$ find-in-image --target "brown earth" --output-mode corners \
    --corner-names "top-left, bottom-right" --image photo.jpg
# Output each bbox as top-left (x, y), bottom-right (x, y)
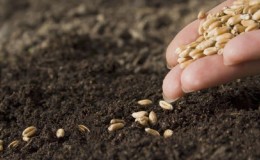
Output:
top-left (0, 0), bottom-right (260, 159)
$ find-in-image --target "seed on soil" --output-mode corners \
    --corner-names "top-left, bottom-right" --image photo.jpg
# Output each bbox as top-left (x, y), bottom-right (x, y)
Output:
top-left (110, 119), bottom-right (125, 124)
top-left (22, 136), bottom-right (30, 142)
top-left (159, 100), bottom-right (173, 110)
top-left (145, 128), bottom-right (160, 136)
top-left (108, 123), bottom-right (125, 132)
top-left (0, 140), bottom-right (3, 145)
top-left (56, 128), bottom-right (65, 138)
top-left (137, 99), bottom-right (153, 105)
top-left (163, 129), bottom-right (173, 138)
top-left (0, 140), bottom-right (3, 152)
top-left (78, 124), bottom-right (91, 133)
top-left (132, 111), bottom-right (148, 119)
top-left (8, 140), bottom-right (19, 149)
top-left (135, 116), bottom-right (149, 126)
top-left (148, 111), bottom-right (157, 126)
top-left (22, 126), bottom-right (37, 137)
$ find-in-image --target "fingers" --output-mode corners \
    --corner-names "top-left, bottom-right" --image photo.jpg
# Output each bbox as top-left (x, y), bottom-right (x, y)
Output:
top-left (181, 55), bottom-right (260, 93)
top-left (166, 0), bottom-right (235, 68)
top-left (224, 30), bottom-right (260, 65)
top-left (162, 66), bottom-right (184, 102)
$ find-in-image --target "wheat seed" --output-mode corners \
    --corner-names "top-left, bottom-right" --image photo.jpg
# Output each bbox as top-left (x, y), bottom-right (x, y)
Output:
top-left (137, 99), bottom-right (153, 105)
top-left (198, 10), bottom-right (207, 19)
top-left (145, 128), bottom-right (160, 136)
top-left (180, 59), bottom-right (194, 69)
top-left (22, 126), bottom-right (37, 137)
top-left (56, 128), bottom-right (65, 138)
top-left (203, 47), bottom-right (218, 56)
top-left (22, 136), bottom-right (30, 142)
top-left (132, 111), bottom-right (148, 119)
top-left (163, 129), bottom-right (173, 138)
top-left (245, 22), bottom-right (259, 31)
top-left (0, 140), bottom-right (3, 152)
top-left (78, 124), bottom-right (91, 132)
top-left (135, 116), bottom-right (149, 126)
top-left (148, 111), bottom-right (157, 126)
top-left (110, 119), bottom-right (125, 124)
top-left (8, 140), bottom-right (19, 149)
top-left (108, 123), bottom-right (125, 132)
top-left (159, 100), bottom-right (173, 110)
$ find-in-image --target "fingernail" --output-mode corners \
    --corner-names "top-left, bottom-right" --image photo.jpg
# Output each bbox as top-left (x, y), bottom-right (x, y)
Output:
top-left (182, 88), bottom-right (195, 93)
top-left (162, 93), bottom-right (180, 103)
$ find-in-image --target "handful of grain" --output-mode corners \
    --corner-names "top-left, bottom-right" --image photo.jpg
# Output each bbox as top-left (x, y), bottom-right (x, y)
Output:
top-left (176, 0), bottom-right (260, 68)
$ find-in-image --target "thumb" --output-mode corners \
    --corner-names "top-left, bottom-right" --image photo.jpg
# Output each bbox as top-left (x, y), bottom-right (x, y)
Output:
top-left (223, 30), bottom-right (260, 65)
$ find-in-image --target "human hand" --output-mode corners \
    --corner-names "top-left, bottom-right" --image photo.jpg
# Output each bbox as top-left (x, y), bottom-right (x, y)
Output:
top-left (163, 0), bottom-right (260, 102)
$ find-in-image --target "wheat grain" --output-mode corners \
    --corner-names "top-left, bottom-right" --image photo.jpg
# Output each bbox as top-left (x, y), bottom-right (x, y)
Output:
top-left (137, 99), bottom-right (153, 105)
top-left (22, 126), bottom-right (37, 138)
top-left (145, 128), bottom-right (160, 136)
top-left (56, 128), bottom-right (65, 138)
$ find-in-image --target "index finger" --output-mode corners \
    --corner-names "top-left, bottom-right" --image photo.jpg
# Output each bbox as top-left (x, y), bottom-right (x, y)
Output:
top-left (166, 0), bottom-right (235, 68)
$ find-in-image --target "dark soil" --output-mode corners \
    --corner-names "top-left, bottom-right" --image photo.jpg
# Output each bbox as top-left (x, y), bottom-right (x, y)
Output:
top-left (0, 0), bottom-right (260, 159)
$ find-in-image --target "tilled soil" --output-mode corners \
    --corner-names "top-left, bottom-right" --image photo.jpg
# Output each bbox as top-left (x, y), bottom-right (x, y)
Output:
top-left (0, 0), bottom-right (260, 159)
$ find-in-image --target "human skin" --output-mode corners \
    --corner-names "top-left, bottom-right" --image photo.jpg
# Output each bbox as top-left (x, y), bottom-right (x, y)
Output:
top-left (163, 0), bottom-right (260, 102)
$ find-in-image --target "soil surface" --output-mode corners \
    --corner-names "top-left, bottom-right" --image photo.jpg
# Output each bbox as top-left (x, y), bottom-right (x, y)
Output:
top-left (0, 0), bottom-right (260, 159)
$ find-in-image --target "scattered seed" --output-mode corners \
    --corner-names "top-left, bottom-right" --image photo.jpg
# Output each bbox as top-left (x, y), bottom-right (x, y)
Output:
top-left (159, 100), bottom-right (173, 110)
top-left (110, 119), bottom-right (125, 124)
top-left (8, 140), bottom-right (19, 149)
top-left (163, 129), bottom-right (173, 138)
top-left (22, 126), bottom-right (37, 138)
top-left (135, 116), bottom-right (149, 126)
top-left (56, 128), bottom-right (65, 138)
top-left (132, 111), bottom-right (148, 119)
top-left (137, 99), bottom-right (153, 106)
top-left (22, 136), bottom-right (30, 142)
top-left (78, 124), bottom-right (91, 133)
top-left (0, 140), bottom-right (3, 152)
top-left (148, 111), bottom-right (157, 126)
top-left (108, 123), bottom-right (125, 132)
top-left (145, 128), bottom-right (160, 136)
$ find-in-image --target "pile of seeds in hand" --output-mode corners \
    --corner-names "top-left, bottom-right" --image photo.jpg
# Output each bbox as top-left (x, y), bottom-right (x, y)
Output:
top-left (176, 0), bottom-right (260, 68)
top-left (108, 99), bottom-right (174, 139)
